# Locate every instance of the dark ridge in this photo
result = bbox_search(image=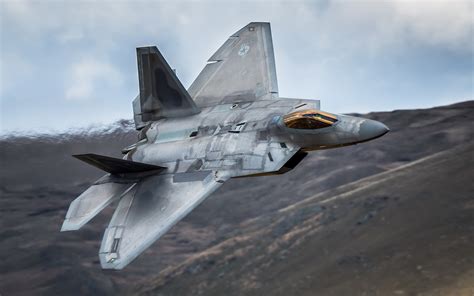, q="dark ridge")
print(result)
[0,100,473,296]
